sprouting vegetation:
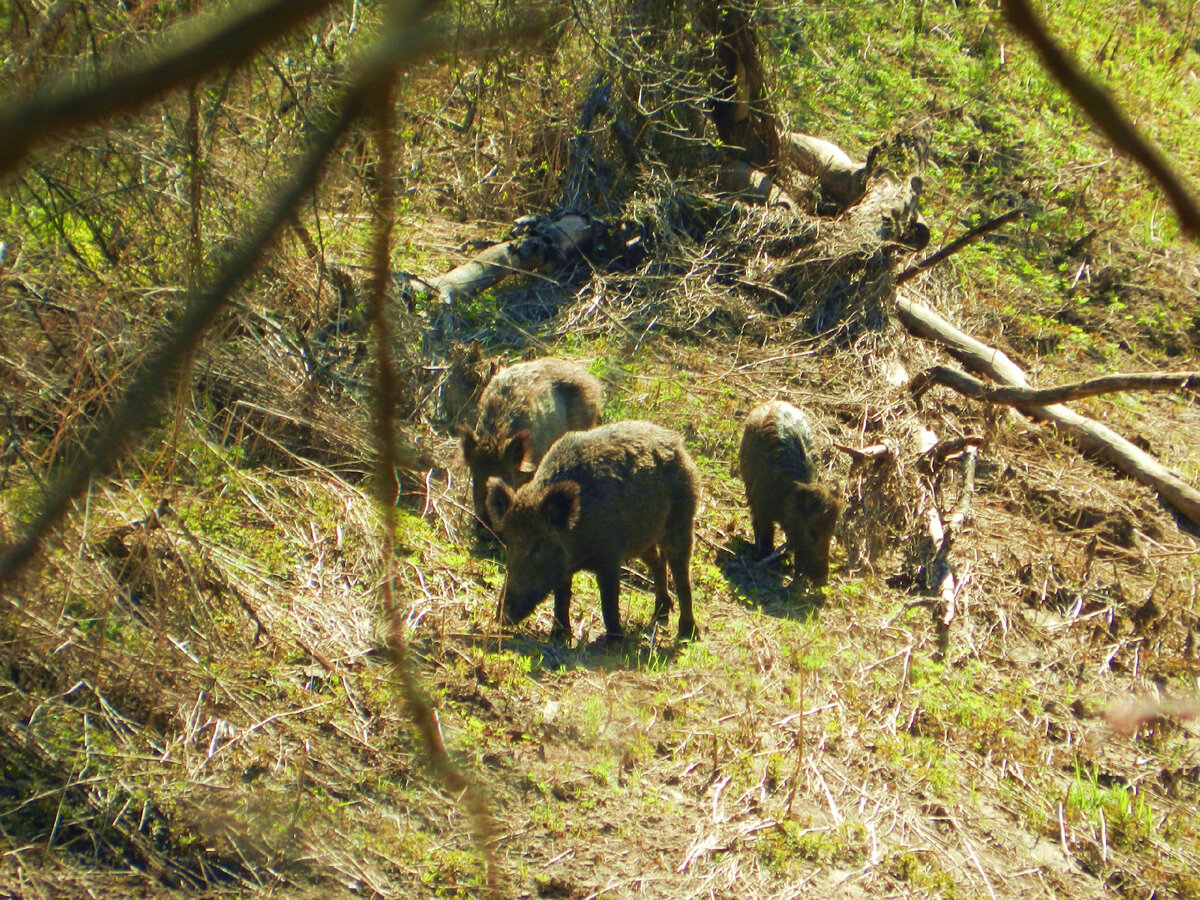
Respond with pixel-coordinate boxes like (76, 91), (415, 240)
(1, 0), (1198, 897)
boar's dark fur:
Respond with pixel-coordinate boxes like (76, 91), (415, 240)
(486, 420), (700, 643)
(458, 358), (602, 534)
(738, 400), (842, 584)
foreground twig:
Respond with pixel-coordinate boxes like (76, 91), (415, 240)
(365, 57), (500, 896)
(0, 0), (342, 177)
(1003, 0), (1200, 242)
(0, 6), (440, 585)
(0, 103), (358, 585)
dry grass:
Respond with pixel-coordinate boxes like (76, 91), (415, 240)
(3, 2), (1200, 898)
(4, 168), (1199, 899)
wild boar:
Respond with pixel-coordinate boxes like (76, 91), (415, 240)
(457, 358), (603, 534)
(486, 420), (700, 643)
(738, 400), (843, 585)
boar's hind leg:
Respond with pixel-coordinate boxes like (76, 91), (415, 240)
(662, 529), (697, 641)
(643, 546), (673, 623)
(595, 566), (625, 643)
(667, 550), (697, 641)
(550, 582), (573, 642)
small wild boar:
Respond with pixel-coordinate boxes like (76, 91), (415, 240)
(738, 400), (843, 585)
(486, 420), (700, 643)
(458, 358), (602, 534)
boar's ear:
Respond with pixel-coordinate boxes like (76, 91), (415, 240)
(793, 483), (838, 518)
(540, 481), (581, 531)
(486, 477), (516, 527)
(504, 430), (536, 474)
(456, 424), (478, 460)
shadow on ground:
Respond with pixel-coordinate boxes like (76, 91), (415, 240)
(719, 535), (826, 622)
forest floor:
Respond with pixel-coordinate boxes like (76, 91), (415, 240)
(2, 2), (1200, 898)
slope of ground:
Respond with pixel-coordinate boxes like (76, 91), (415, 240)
(1, 2), (1199, 898)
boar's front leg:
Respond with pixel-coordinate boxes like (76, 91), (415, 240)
(595, 565), (625, 643)
(751, 512), (776, 559)
(550, 580), (573, 642)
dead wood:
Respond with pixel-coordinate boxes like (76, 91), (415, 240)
(832, 442), (894, 465)
(896, 293), (1200, 530)
(912, 424), (979, 661)
(911, 364), (1200, 407)
(719, 161), (800, 210)
(840, 172), (931, 252)
(702, 2), (779, 171)
(918, 434), (985, 475)
(784, 132), (867, 204)
(433, 215), (596, 304)
(895, 208), (1024, 285)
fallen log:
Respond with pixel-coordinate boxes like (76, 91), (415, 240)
(896, 293), (1200, 530)
(433, 214), (596, 303)
(783, 132), (867, 204)
(719, 161), (800, 210)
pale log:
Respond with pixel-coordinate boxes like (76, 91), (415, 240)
(434, 215), (594, 304)
(784, 132), (866, 204)
(896, 294), (1200, 529)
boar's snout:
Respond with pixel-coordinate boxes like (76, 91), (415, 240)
(795, 546), (831, 585)
(501, 586), (543, 626)
(784, 484), (842, 586)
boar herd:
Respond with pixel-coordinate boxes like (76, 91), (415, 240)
(457, 358), (842, 645)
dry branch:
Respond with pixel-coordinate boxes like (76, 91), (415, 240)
(895, 208), (1024, 284)
(832, 442), (894, 465)
(784, 132), (866, 204)
(912, 365), (1200, 407)
(719, 161), (799, 210)
(0, 102), (359, 585)
(434, 215), (596, 303)
(0, 10), (441, 585)
(896, 294), (1200, 529)
(368, 78), (500, 894)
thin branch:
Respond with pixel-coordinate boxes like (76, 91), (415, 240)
(363, 41), (500, 893)
(911, 364), (1200, 406)
(0, 0), (341, 177)
(1002, 0), (1200, 242)
(0, 5), (441, 585)
(895, 208), (1024, 284)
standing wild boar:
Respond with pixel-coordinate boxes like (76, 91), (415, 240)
(738, 400), (842, 584)
(486, 420), (700, 643)
(457, 358), (603, 534)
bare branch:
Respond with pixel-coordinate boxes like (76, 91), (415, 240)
(0, 6), (440, 584)
(1002, 0), (1200, 242)
(911, 364), (1200, 406)
(896, 295), (1200, 529)
(895, 208), (1024, 284)
(0, 104), (358, 585)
